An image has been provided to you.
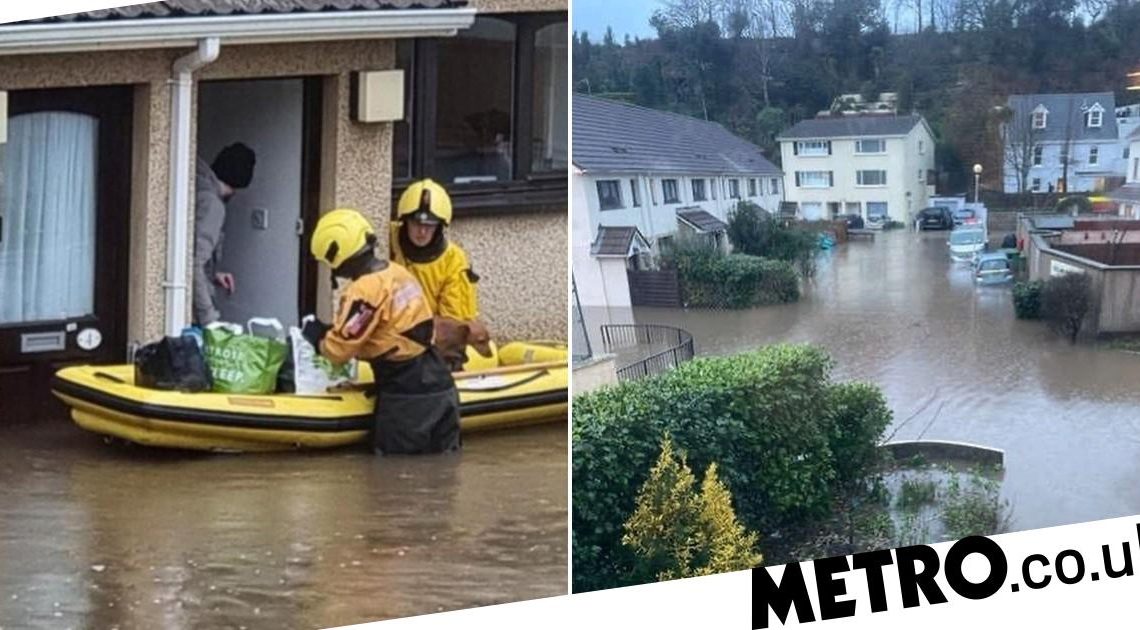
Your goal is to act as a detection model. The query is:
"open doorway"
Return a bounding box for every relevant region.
[196,78,320,329]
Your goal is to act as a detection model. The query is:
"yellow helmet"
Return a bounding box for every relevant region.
[396,179,453,226]
[310,208,376,269]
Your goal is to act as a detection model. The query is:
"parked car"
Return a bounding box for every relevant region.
[840,213,864,229]
[953,208,977,226]
[973,252,1014,285]
[918,206,954,230]
[866,214,887,230]
[948,227,987,262]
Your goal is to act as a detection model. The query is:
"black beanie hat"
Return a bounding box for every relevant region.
[211,142,256,189]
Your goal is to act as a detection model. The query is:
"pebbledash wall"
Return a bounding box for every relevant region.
[0,3,567,345]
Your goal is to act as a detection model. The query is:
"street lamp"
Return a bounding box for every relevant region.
[973,163,983,204]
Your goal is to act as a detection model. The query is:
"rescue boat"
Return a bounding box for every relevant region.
[51,341,568,453]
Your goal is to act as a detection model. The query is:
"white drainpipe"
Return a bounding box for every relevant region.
[164,37,220,337]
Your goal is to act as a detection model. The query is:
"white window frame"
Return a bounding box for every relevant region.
[866,202,888,217]
[1033,145,1043,166]
[596,179,623,210]
[797,171,831,188]
[1031,177,1042,192]
[769,178,779,195]
[662,178,680,204]
[856,170,887,187]
[1032,108,1048,129]
[691,178,707,201]
[1088,108,1103,128]
[796,140,830,156]
[1089,146,1099,165]
[855,138,886,154]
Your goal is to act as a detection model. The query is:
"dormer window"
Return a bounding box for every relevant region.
[1086,103,1105,128]
[1032,105,1049,129]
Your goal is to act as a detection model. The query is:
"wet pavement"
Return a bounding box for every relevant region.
[0,417,566,629]
[634,229,1140,533]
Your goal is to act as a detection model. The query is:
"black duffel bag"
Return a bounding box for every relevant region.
[134,335,212,392]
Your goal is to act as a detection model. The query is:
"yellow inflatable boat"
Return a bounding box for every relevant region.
[52,342,567,453]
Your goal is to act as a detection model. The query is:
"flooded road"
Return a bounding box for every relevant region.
[0,417,566,629]
[635,229,1140,533]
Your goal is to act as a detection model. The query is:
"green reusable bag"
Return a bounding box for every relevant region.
[203,322,288,394]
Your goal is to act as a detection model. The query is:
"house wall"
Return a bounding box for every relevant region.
[571,171,635,353]
[1004,140,1123,194]
[0,36,564,347]
[1026,231,1140,335]
[780,123,934,223]
[579,171,782,246]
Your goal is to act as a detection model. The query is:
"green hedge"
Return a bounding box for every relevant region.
[1012,280,1044,319]
[571,345,892,592]
[672,250,800,308]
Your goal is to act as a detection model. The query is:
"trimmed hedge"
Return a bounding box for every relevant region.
[672,250,800,308]
[572,345,892,592]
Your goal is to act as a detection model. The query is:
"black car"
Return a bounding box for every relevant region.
[918,207,954,230]
[840,213,865,229]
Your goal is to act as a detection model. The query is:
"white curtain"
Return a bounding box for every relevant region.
[0,111,97,324]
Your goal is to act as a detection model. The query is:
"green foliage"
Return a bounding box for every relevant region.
[940,472,1011,541]
[1054,196,1092,215]
[728,202,819,278]
[572,345,893,591]
[896,477,939,512]
[1040,273,1095,342]
[663,236,799,308]
[622,438,763,582]
[1012,280,1045,319]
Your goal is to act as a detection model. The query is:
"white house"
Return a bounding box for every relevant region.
[1106,129,1140,218]
[1002,93,1126,194]
[572,94,784,261]
[777,113,936,223]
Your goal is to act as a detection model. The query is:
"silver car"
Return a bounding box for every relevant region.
[973,252,1013,285]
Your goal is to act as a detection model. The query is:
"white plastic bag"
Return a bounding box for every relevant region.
[288,316,357,395]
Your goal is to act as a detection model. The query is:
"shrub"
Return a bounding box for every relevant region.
[940,472,1010,540]
[728,201,819,277]
[572,345,892,591]
[1012,280,1044,319]
[1040,272,1095,342]
[677,253,799,308]
[622,437,762,583]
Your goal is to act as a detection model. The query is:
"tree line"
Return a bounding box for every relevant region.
[573,0,1140,192]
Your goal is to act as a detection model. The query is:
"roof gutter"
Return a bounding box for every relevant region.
[0,8,476,55]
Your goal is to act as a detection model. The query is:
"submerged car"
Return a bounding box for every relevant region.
[918,207,954,230]
[974,252,1014,285]
[953,208,977,226]
[948,228,987,262]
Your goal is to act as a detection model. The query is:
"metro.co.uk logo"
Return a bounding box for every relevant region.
[752,524,1140,628]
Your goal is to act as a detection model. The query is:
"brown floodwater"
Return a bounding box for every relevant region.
[0,417,566,629]
[632,230,1140,533]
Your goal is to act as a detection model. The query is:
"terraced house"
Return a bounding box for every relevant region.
[0,0,567,422]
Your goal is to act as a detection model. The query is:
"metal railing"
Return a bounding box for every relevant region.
[600,323,695,381]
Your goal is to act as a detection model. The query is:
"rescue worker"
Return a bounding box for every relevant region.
[193,142,257,325]
[302,209,461,455]
[390,179,479,322]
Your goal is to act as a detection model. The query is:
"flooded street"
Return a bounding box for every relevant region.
[0,417,566,629]
[634,229,1140,533]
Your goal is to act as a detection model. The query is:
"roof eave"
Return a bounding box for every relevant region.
[0,8,477,54]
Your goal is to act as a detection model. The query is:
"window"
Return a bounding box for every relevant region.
[392,13,567,213]
[1125,147,1131,160]
[918,169,924,183]
[748,178,757,197]
[629,179,641,207]
[866,202,888,217]
[770,178,779,195]
[1089,147,1099,165]
[856,139,886,154]
[1032,109,1048,129]
[856,170,887,186]
[692,178,707,201]
[794,140,831,156]
[1134,158,1138,181]
[597,180,622,210]
[662,179,680,204]
[1031,178,1042,192]
[650,179,658,204]
[919,140,925,155]
[795,171,832,188]
[729,179,741,198]
[710,178,717,200]
[1088,108,1103,128]
[1033,146,1043,166]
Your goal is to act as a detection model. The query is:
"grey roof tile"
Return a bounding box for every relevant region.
[22,0,464,21]
[676,208,728,233]
[776,113,925,140]
[1006,93,1119,143]
[591,225,645,257]
[572,94,781,176]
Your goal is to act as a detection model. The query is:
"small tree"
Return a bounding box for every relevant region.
[622,436,763,582]
[1040,272,1094,343]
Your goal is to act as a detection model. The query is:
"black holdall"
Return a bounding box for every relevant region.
[134,335,213,393]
